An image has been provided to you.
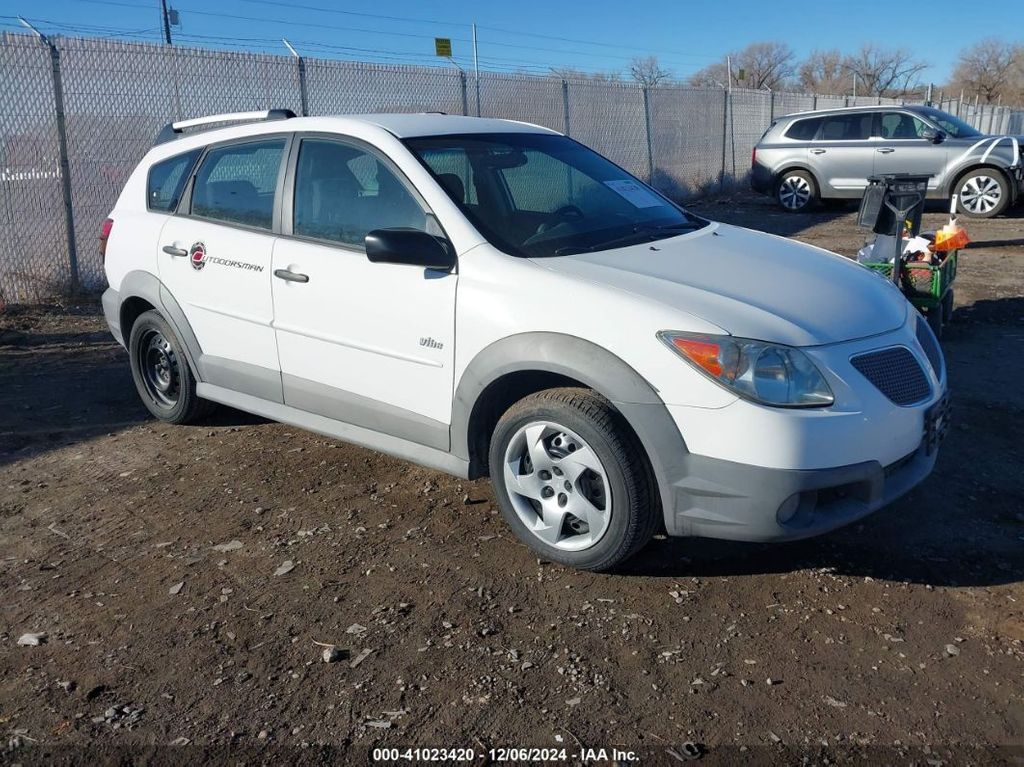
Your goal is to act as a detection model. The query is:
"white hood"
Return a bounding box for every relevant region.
[535,222,908,347]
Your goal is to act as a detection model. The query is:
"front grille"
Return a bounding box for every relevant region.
[850,346,931,406]
[915,315,944,379]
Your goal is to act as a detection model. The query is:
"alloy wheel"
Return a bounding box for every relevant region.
[779,175,811,210]
[502,421,611,552]
[959,174,1002,215]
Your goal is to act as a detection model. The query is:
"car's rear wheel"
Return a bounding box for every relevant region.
[488,388,657,571]
[955,169,1009,218]
[128,310,214,424]
[776,170,817,213]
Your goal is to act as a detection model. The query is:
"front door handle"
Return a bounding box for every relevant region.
[162,245,188,257]
[274,268,309,283]
[810,148,826,154]
[876,148,895,154]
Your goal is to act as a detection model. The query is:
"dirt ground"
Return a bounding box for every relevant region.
[1,194,1022,765]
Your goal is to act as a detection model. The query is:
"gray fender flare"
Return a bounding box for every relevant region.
[117,270,205,380]
[451,332,688,529]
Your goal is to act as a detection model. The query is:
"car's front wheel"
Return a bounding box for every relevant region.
[128,310,214,424]
[776,170,817,213]
[955,169,1010,218]
[488,388,657,571]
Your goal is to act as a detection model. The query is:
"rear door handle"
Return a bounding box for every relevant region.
[877,148,895,154]
[810,148,826,154]
[274,268,309,283]
[162,245,188,257]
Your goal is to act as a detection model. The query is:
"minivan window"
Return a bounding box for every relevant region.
[292,138,428,248]
[785,118,821,141]
[877,112,928,139]
[147,149,201,212]
[818,113,872,141]
[914,107,983,139]
[191,139,285,230]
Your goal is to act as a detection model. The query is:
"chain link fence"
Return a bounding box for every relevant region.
[2,31,1023,303]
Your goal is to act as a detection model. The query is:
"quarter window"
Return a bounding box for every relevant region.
[785,118,822,141]
[818,113,872,141]
[292,139,428,247]
[190,139,285,229]
[147,149,201,212]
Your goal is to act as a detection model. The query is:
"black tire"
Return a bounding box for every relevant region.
[775,170,818,213]
[128,310,215,425]
[954,168,1010,218]
[926,305,943,340]
[488,387,657,572]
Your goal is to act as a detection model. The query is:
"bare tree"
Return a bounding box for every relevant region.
[798,49,848,94]
[688,42,794,90]
[949,38,1022,103]
[629,56,672,87]
[844,44,928,97]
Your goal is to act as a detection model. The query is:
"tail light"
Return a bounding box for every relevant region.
[99,217,113,261]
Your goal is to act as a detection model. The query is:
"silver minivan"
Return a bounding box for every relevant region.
[751,105,1023,218]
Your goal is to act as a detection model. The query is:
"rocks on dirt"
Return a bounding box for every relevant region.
[322,646,349,663]
[274,560,296,576]
[350,648,373,668]
[211,540,243,553]
[945,643,961,656]
[168,581,184,595]
[17,632,47,646]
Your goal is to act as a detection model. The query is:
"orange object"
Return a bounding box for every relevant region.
[933,220,970,252]
[670,337,724,377]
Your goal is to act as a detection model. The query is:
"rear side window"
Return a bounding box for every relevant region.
[190,139,286,230]
[818,113,872,141]
[147,149,200,212]
[784,118,821,141]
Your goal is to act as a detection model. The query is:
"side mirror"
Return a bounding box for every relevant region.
[921,128,945,144]
[365,228,456,271]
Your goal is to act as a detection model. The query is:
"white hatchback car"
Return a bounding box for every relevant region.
[101,110,949,571]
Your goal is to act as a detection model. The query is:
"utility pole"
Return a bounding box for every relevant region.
[160,0,173,45]
[472,23,480,117]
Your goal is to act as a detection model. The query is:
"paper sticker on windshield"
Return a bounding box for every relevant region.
[603,179,664,208]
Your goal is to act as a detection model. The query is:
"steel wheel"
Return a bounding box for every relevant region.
[502,420,611,552]
[138,328,180,408]
[958,173,1003,216]
[778,174,812,211]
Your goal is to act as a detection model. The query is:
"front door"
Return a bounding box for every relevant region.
[871,111,947,192]
[271,136,457,449]
[158,136,287,401]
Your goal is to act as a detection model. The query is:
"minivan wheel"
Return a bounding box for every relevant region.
[776,171,817,212]
[128,310,214,424]
[956,170,1009,218]
[488,388,657,571]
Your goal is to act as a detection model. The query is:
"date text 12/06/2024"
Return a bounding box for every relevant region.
[371,746,641,762]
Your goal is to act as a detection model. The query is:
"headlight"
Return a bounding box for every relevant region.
[657,331,834,407]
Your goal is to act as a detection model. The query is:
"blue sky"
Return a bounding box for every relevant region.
[3,0,1017,85]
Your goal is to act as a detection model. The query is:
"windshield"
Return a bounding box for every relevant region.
[915,107,983,139]
[404,133,706,258]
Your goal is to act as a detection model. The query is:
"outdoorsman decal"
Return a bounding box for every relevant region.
[188,241,264,273]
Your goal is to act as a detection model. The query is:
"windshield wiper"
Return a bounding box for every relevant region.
[554,222,703,256]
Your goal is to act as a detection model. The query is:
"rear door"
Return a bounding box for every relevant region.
[807,112,875,196]
[870,111,947,192]
[158,136,288,401]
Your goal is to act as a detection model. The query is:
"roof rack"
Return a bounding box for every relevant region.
[154,109,296,146]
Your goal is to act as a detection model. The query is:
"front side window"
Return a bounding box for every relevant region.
[292,138,428,247]
[147,149,200,212]
[406,133,705,258]
[914,107,982,139]
[190,139,285,229]
[818,113,872,141]
[876,112,929,139]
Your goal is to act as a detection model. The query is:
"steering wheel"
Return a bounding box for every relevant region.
[535,204,585,235]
